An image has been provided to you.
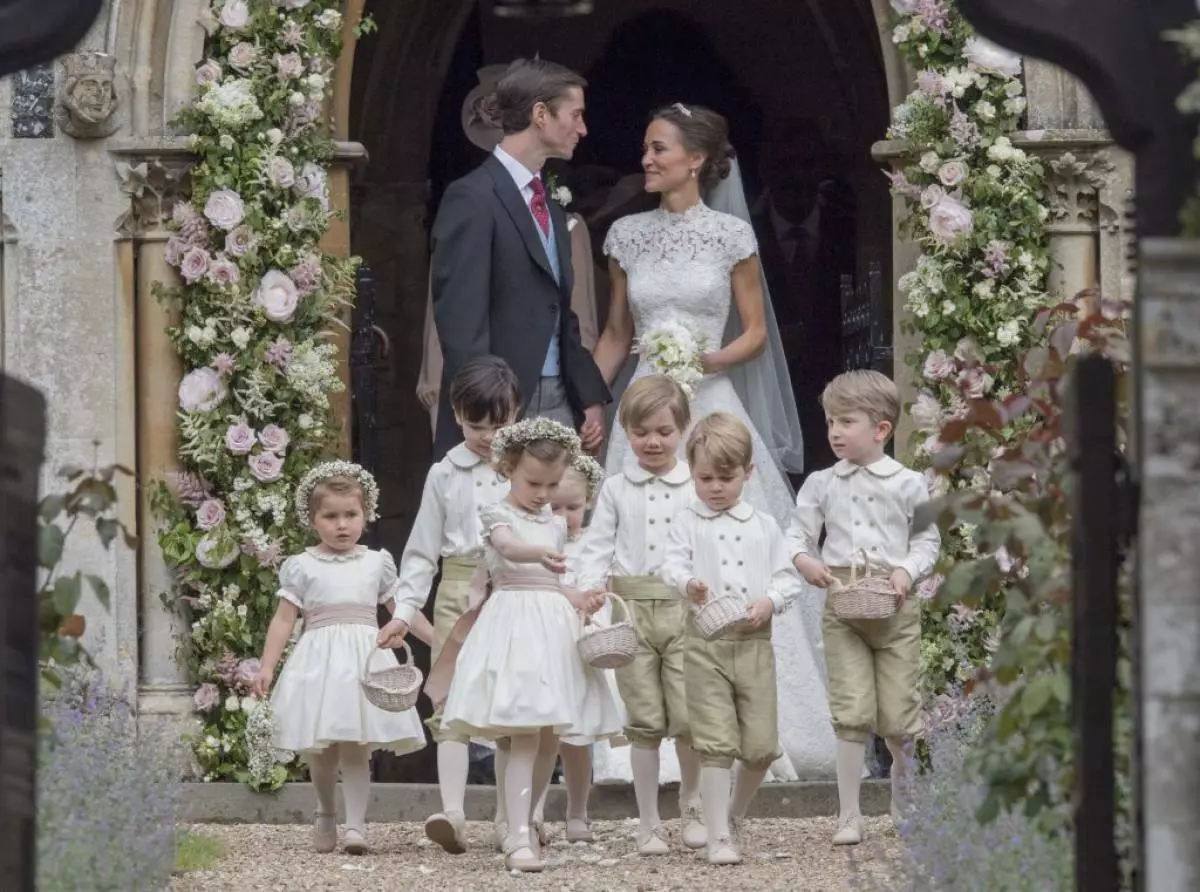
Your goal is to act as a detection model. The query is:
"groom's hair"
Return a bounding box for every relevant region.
[491,58,587,134]
[450,355,522,425]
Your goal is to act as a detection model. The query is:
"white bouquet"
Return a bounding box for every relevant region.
[635,320,707,397]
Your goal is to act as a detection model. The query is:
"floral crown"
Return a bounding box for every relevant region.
[568,453,605,500]
[294,460,380,522]
[490,417,581,467]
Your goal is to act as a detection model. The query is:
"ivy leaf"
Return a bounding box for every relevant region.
[97,518,120,550]
[53,573,83,616]
[1022,675,1054,718]
[39,523,66,569]
[39,495,67,522]
[86,574,111,611]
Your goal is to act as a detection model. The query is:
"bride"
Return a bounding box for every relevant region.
[590,103,836,785]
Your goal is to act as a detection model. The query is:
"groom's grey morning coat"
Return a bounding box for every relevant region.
[430,153,609,459]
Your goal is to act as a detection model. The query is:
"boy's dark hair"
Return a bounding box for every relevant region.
[450,356,522,424]
[488,57,587,135]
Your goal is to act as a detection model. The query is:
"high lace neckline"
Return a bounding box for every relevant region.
[656,199,707,224]
[503,499,551,524]
[306,545,368,562]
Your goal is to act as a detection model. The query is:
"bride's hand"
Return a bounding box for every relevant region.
[699,351,726,375]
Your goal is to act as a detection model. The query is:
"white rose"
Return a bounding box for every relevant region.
[1004,97,1028,116]
[203,188,245,231]
[923,349,955,382]
[963,36,1023,78]
[974,100,996,122]
[266,156,296,189]
[919,151,941,174]
[315,9,342,29]
[289,91,306,107]
[218,0,250,31]
[911,391,943,433]
[231,327,251,350]
[986,164,1002,178]
[266,128,283,145]
[186,325,206,345]
[920,184,946,210]
[195,60,222,87]
[937,160,968,187]
[306,73,326,91]
[942,300,956,315]
[892,24,910,43]
[177,367,226,412]
[224,694,241,712]
[298,413,314,429]
[254,270,301,323]
[928,195,974,244]
[295,163,329,210]
[274,52,304,80]
[228,41,258,72]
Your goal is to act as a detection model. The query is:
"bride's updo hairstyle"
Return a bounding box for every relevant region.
[651,103,736,190]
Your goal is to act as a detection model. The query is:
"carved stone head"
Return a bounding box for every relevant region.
[56,52,121,138]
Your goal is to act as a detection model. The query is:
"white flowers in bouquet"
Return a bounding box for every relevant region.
[244,698,293,791]
[634,321,707,397]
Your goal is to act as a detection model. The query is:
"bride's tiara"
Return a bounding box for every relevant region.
[673,102,693,118]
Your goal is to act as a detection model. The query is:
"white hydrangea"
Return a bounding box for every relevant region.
[996,319,1022,347]
[919,151,941,174]
[196,78,264,130]
[231,326,251,349]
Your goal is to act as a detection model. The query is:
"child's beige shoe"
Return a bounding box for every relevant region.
[832,814,863,846]
[343,827,368,855]
[681,802,707,850]
[425,810,467,854]
[312,811,337,854]
[706,835,742,866]
[504,844,545,873]
[565,819,594,843]
[637,823,671,856]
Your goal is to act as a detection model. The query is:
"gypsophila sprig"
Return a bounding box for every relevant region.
[152,0,362,789]
[490,418,582,467]
[634,320,707,397]
[243,699,293,791]
[295,460,380,522]
[569,453,605,500]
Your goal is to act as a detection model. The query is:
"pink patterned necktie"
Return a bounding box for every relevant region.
[529,176,550,236]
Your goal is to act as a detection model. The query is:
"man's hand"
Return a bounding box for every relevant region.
[686,578,710,606]
[746,597,774,628]
[890,568,912,610]
[794,554,836,588]
[377,618,410,649]
[580,404,605,454]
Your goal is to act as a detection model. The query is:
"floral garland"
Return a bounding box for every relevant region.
[885,1,1053,701]
[150,0,361,788]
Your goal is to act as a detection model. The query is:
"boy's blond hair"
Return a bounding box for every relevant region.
[685,412,753,472]
[820,370,901,429]
[619,375,691,432]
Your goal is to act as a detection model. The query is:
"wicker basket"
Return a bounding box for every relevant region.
[578,593,639,669]
[361,641,423,712]
[693,594,748,641]
[829,550,897,620]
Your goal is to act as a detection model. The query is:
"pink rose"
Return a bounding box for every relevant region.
[225,422,256,455]
[195,60,222,87]
[196,498,227,530]
[234,658,261,688]
[919,184,945,210]
[253,270,300,323]
[954,337,984,364]
[228,42,258,73]
[207,254,240,287]
[266,156,295,189]
[295,163,329,210]
[248,451,284,483]
[938,160,969,188]
[922,349,955,382]
[910,391,943,433]
[193,682,220,713]
[179,367,227,412]
[179,246,211,284]
[165,236,188,268]
[218,0,250,30]
[289,254,323,296]
[957,366,992,399]
[225,225,257,257]
[283,205,314,233]
[928,194,974,244]
[203,188,245,231]
[274,52,304,80]
[258,424,290,454]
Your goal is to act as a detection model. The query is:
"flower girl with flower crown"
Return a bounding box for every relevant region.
[252,462,426,856]
[439,419,624,874]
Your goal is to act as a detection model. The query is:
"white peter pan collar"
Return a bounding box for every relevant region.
[306,545,368,562]
[833,456,905,479]
[447,442,487,469]
[624,460,691,486]
[689,499,754,522]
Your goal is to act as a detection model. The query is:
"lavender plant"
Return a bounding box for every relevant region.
[38,673,182,892]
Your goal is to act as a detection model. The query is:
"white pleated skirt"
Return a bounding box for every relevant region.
[271,624,426,757]
[441,588,624,742]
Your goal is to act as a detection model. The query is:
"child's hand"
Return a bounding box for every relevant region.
[686,578,709,606]
[794,554,835,588]
[540,549,568,574]
[251,665,275,698]
[746,597,774,628]
[582,589,608,615]
[890,568,912,610]
[377,618,410,649]
[563,588,589,613]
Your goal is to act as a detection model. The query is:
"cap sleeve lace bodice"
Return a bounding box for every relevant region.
[604,201,758,350]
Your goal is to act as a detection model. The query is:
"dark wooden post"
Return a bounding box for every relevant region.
[0,376,47,892]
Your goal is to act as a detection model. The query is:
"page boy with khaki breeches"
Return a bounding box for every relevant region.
[576,375,706,856]
[379,356,521,854]
[786,370,940,846]
[661,413,804,866]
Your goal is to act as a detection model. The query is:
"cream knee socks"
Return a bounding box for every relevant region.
[503,734,539,853]
[885,736,913,814]
[699,766,733,841]
[631,745,662,829]
[560,743,593,824]
[730,763,768,821]
[338,743,372,833]
[676,740,701,808]
[494,740,509,825]
[437,740,470,817]
[836,739,867,819]
[308,745,340,816]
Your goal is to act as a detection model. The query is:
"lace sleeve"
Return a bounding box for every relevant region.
[276,556,307,608]
[725,215,758,268]
[603,217,630,269]
[479,502,513,543]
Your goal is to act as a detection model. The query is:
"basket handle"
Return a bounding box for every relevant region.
[365,639,412,677]
[606,591,630,624]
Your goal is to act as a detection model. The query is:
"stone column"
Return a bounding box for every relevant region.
[1139,238,1200,891]
[112,152,197,742]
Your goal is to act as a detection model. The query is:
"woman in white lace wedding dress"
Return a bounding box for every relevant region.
[589,104,836,785]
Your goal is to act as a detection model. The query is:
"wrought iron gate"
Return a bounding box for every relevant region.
[840,259,893,375]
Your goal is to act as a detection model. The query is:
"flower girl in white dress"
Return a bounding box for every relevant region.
[253,462,426,855]
[440,419,623,873]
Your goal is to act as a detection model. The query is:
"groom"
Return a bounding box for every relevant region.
[430,57,609,459]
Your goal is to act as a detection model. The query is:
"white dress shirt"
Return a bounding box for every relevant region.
[575,461,695,590]
[391,443,508,624]
[660,499,803,615]
[785,456,940,583]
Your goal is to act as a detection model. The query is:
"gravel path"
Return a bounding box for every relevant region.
[171,817,901,890]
